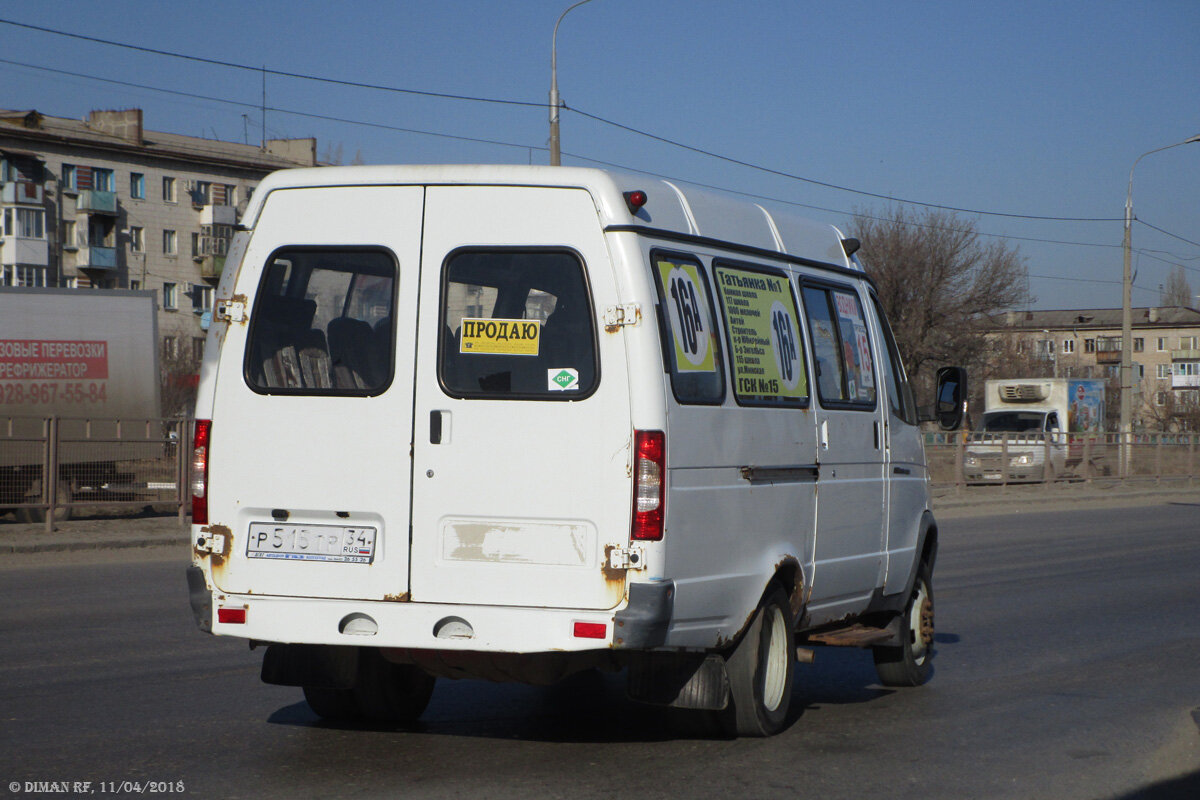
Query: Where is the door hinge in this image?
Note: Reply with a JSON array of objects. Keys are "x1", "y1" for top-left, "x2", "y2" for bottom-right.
[
  {"x1": 215, "y1": 297, "x2": 246, "y2": 323},
  {"x1": 194, "y1": 530, "x2": 228, "y2": 556},
  {"x1": 608, "y1": 546, "x2": 647, "y2": 571},
  {"x1": 603, "y1": 303, "x2": 641, "y2": 330}
]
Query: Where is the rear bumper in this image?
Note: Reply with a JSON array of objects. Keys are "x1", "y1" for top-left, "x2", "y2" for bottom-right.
[{"x1": 189, "y1": 568, "x2": 675, "y2": 653}]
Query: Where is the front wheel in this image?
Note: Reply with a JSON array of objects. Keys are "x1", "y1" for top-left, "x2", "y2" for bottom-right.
[
  {"x1": 724, "y1": 585, "x2": 795, "y2": 737},
  {"x1": 873, "y1": 564, "x2": 935, "y2": 687}
]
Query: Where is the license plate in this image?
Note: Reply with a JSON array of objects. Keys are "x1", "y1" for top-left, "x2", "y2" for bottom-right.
[{"x1": 246, "y1": 523, "x2": 377, "y2": 564}]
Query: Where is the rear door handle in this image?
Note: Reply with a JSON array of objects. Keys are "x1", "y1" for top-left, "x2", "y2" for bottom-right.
[{"x1": 430, "y1": 410, "x2": 450, "y2": 444}]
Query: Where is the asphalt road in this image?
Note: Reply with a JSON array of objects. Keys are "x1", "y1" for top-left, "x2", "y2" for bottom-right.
[{"x1": 1, "y1": 503, "x2": 1198, "y2": 800}]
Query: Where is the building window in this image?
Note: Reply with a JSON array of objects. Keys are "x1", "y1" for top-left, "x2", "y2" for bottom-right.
[
  {"x1": 1084, "y1": 338, "x2": 1096, "y2": 353},
  {"x1": 1062, "y1": 339, "x2": 1075, "y2": 354},
  {"x1": 192, "y1": 337, "x2": 206, "y2": 362},
  {"x1": 162, "y1": 176, "x2": 176, "y2": 203},
  {"x1": 1155, "y1": 391, "x2": 1167, "y2": 407},
  {"x1": 61, "y1": 164, "x2": 77, "y2": 191},
  {"x1": 191, "y1": 284, "x2": 213, "y2": 314},
  {"x1": 12, "y1": 207, "x2": 45, "y2": 238},
  {"x1": 162, "y1": 336, "x2": 178, "y2": 360},
  {"x1": 1158, "y1": 337, "x2": 1168, "y2": 352},
  {"x1": 162, "y1": 229, "x2": 177, "y2": 255},
  {"x1": 2, "y1": 266, "x2": 47, "y2": 287},
  {"x1": 192, "y1": 181, "x2": 211, "y2": 206},
  {"x1": 163, "y1": 282, "x2": 178, "y2": 310},
  {"x1": 130, "y1": 172, "x2": 145, "y2": 199},
  {"x1": 62, "y1": 219, "x2": 77, "y2": 249},
  {"x1": 129, "y1": 226, "x2": 144, "y2": 252},
  {"x1": 92, "y1": 168, "x2": 113, "y2": 192},
  {"x1": 130, "y1": 280, "x2": 141, "y2": 291},
  {"x1": 1181, "y1": 336, "x2": 1199, "y2": 351},
  {"x1": 1134, "y1": 338, "x2": 1144, "y2": 353},
  {"x1": 1157, "y1": 364, "x2": 1173, "y2": 379}
]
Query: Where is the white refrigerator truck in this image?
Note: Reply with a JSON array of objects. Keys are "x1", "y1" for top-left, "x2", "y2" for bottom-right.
[
  {"x1": 186, "y1": 165, "x2": 965, "y2": 737},
  {"x1": 965, "y1": 378, "x2": 1107, "y2": 482},
  {"x1": 0, "y1": 287, "x2": 161, "y2": 521}
]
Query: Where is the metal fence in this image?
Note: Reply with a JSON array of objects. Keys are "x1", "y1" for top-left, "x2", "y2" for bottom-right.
[
  {"x1": 926, "y1": 431, "x2": 1200, "y2": 490},
  {"x1": 0, "y1": 417, "x2": 191, "y2": 532}
]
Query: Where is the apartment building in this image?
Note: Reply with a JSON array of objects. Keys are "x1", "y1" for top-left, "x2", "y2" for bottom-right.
[
  {"x1": 0, "y1": 108, "x2": 317, "y2": 367},
  {"x1": 985, "y1": 306, "x2": 1200, "y2": 430}
]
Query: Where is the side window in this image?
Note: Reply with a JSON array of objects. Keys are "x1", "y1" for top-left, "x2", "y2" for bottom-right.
[
  {"x1": 801, "y1": 284, "x2": 876, "y2": 409},
  {"x1": 440, "y1": 250, "x2": 597, "y2": 399},
  {"x1": 245, "y1": 248, "x2": 396, "y2": 395},
  {"x1": 870, "y1": 294, "x2": 917, "y2": 426},
  {"x1": 712, "y1": 260, "x2": 807, "y2": 407},
  {"x1": 651, "y1": 250, "x2": 724, "y2": 404}
]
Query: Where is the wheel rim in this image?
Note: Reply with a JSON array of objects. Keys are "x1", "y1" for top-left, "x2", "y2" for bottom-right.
[
  {"x1": 909, "y1": 578, "x2": 933, "y2": 665},
  {"x1": 760, "y1": 605, "x2": 789, "y2": 712}
]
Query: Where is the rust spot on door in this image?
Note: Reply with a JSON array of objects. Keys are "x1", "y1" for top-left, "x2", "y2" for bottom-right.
[{"x1": 383, "y1": 592, "x2": 411, "y2": 602}]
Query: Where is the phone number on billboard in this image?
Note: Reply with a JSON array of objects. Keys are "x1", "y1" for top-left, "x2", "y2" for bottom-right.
[{"x1": 1, "y1": 381, "x2": 108, "y2": 404}]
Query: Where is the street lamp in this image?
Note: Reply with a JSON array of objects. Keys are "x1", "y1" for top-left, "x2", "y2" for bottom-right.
[
  {"x1": 1120, "y1": 134, "x2": 1200, "y2": 473},
  {"x1": 549, "y1": 0, "x2": 597, "y2": 166}
]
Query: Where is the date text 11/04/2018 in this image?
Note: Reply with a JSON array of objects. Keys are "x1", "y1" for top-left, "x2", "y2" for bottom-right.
[
  {"x1": 0, "y1": 381, "x2": 108, "y2": 405},
  {"x1": 12, "y1": 780, "x2": 186, "y2": 793}
]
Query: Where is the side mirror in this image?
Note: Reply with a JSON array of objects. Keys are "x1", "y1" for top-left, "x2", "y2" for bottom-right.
[{"x1": 931, "y1": 366, "x2": 968, "y2": 430}]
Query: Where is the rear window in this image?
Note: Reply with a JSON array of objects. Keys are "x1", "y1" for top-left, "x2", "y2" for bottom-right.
[
  {"x1": 440, "y1": 249, "x2": 597, "y2": 399},
  {"x1": 244, "y1": 248, "x2": 396, "y2": 395},
  {"x1": 651, "y1": 250, "x2": 725, "y2": 404}
]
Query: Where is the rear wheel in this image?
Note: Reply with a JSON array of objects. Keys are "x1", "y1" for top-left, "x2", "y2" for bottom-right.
[
  {"x1": 873, "y1": 563, "x2": 934, "y2": 687},
  {"x1": 724, "y1": 585, "x2": 795, "y2": 737},
  {"x1": 302, "y1": 686, "x2": 361, "y2": 721},
  {"x1": 353, "y1": 649, "x2": 436, "y2": 724}
]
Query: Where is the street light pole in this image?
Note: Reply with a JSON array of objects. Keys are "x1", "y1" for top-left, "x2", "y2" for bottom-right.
[
  {"x1": 1119, "y1": 134, "x2": 1200, "y2": 474},
  {"x1": 549, "y1": 0, "x2": 596, "y2": 166}
]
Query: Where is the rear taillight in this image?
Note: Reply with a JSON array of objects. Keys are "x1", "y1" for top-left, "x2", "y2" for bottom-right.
[
  {"x1": 192, "y1": 419, "x2": 211, "y2": 525},
  {"x1": 631, "y1": 430, "x2": 665, "y2": 541}
]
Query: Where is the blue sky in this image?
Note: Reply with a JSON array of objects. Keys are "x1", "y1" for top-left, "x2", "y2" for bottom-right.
[{"x1": 3, "y1": 1, "x2": 1198, "y2": 310}]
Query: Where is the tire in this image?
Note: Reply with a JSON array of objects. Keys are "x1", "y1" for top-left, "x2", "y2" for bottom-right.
[
  {"x1": 352, "y1": 649, "x2": 436, "y2": 724},
  {"x1": 873, "y1": 563, "x2": 935, "y2": 687},
  {"x1": 303, "y1": 685, "x2": 361, "y2": 721},
  {"x1": 724, "y1": 585, "x2": 795, "y2": 737}
]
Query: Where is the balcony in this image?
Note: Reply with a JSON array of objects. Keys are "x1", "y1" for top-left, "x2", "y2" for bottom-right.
[
  {"x1": 76, "y1": 190, "x2": 118, "y2": 215},
  {"x1": 0, "y1": 236, "x2": 49, "y2": 267},
  {"x1": 1173, "y1": 374, "x2": 1200, "y2": 390},
  {"x1": 77, "y1": 245, "x2": 118, "y2": 271},
  {"x1": 1, "y1": 181, "x2": 43, "y2": 205},
  {"x1": 1171, "y1": 348, "x2": 1200, "y2": 361},
  {"x1": 1094, "y1": 350, "x2": 1122, "y2": 364},
  {"x1": 198, "y1": 254, "x2": 225, "y2": 281},
  {"x1": 199, "y1": 204, "x2": 236, "y2": 226}
]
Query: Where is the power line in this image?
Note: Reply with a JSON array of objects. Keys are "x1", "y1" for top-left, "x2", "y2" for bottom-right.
[
  {"x1": 0, "y1": 17, "x2": 543, "y2": 109},
  {"x1": 4, "y1": 34, "x2": 1197, "y2": 271},
  {"x1": 3, "y1": 16, "x2": 1130, "y2": 225},
  {"x1": 1136, "y1": 218, "x2": 1200, "y2": 249},
  {"x1": 4, "y1": 53, "x2": 1168, "y2": 261},
  {"x1": 0, "y1": 57, "x2": 542, "y2": 155},
  {"x1": 565, "y1": 106, "x2": 1125, "y2": 223}
]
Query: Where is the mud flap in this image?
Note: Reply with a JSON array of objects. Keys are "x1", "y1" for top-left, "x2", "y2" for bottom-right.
[
  {"x1": 261, "y1": 644, "x2": 359, "y2": 690},
  {"x1": 626, "y1": 652, "x2": 730, "y2": 710}
]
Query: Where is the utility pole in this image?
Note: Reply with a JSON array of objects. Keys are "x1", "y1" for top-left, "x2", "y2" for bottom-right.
[
  {"x1": 549, "y1": 0, "x2": 596, "y2": 166},
  {"x1": 1120, "y1": 134, "x2": 1200, "y2": 474}
]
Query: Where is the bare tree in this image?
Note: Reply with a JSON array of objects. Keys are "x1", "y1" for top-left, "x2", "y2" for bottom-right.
[
  {"x1": 160, "y1": 345, "x2": 201, "y2": 418},
  {"x1": 1159, "y1": 265, "x2": 1194, "y2": 308},
  {"x1": 851, "y1": 206, "x2": 1031, "y2": 395}
]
